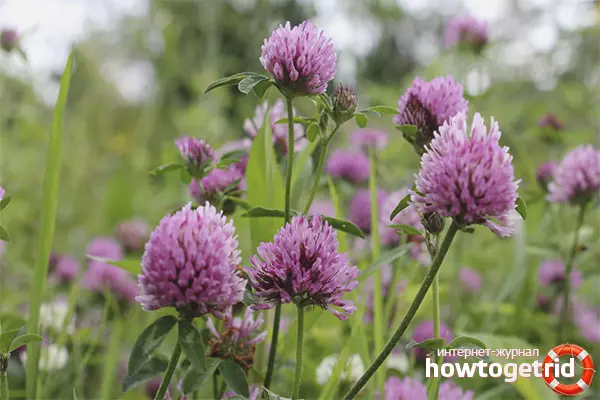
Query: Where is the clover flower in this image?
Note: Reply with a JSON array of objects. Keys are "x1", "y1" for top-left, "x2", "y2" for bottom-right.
[
  {"x1": 547, "y1": 145, "x2": 600, "y2": 205},
  {"x1": 443, "y1": 16, "x2": 488, "y2": 53},
  {"x1": 325, "y1": 150, "x2": 370, "y2": 184},
  {"x1": 538, "y1": 260, "x2": 582, "y2": 289},
  {"x1": 175, "y1": 136, "x2": 215, "y2": 168},
  {"x1": 349, "y1": 188, "x2": 386, "y2": 234}
]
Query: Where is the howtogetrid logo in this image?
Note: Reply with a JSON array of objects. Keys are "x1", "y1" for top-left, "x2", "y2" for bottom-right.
[{"x1": 542, "y1": 344, "x2": 595, "y2": 397}]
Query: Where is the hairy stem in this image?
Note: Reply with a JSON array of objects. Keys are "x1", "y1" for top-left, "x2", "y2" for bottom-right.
[
  {"x1": 558, "y1": 204, "x2": 587, "y2": 343},
  {"x1": 154, "y1": 341, "x2": 182, "y2": 400},
  {"x1": 291, "y1": 306, "x2": 305, "y2": 400},
  {"x1": 343, "y1": 221, "x2": 460, "y2": 400}
]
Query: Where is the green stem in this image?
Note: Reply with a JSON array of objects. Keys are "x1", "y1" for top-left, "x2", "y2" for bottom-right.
[
  {"x1": 368, "y1": 148, "x2": 384, "y2": 393},
  {"x1": 429, "y1": 274, "x2": 442, "y2": 399},
  {"x1": 558, "y1": 204, "x2": 587, "y2": 343},
  {"x1": 154, "y1": 341, "x2": 182, "y2": 400},
  {"x1": 213, "y1": 373, "x2": 218, "y2": 400},
  {"x1": 265, "y1": 96, "x2": 296, "y2": 389},
  {"x1": 1, "y1": 371, "x2": 8, "y2": 400},
  {"x1": 302, "y1": 126, "x2": 338, "y2": 215},
  {"x1": 343, "y1": 221, "x2": 460, "y2": 400},
  {"x1": 100, "y1": 316, "x2": 123, "y2": 400},
  {"x1": 291, "y1": 306, "x2": 305, "y2": 400}
]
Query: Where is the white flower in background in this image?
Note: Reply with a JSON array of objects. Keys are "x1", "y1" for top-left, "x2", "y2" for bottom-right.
[
  {"x1": 315, "y1": 354, "x2": 365, "y2": 386},
  {"x1": 38, "y1": 300, "x2": 75, "y2": 334},
  {"x1": 21, "y1": 344, "x2": 69, "y2": 371},
  {"x1": 387, "y1": 351, "x2": 409, "y2": 373}
]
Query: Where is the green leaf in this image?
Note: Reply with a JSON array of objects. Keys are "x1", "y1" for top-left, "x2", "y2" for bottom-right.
[
  {"x1": 0, "y1": 312, "x2": 26, "y2": 331},
  {"x1": 389, "y1": 194, "x2": 411, "y2": 221},
  {"x1": 405, "y1": 338, "x2": 446, "y2": 351},
  {"x1": 148, "y1": 162, "x2": 184, "y2": 177},
  {"x1": 238, "y1": 75, "x2": 269, "y2": 94},
  {"x1": 26, "y1": 50, "x2": 74, "y2": 399},
  {"x1": 263, "y1": 388, "x2": 293, "y2": 400},
  {"x1": 178, "y1": 320, "x2": 206, "y2": 372},
  {"x1": 363, "y1": 105, "x2": 397, "y2": 115},
  {"x1": 242, "y1": 207, "x2": 286, "y2": 219},
  {"x1": 447, "y1": 335, "x2": 487, "y2": 350},
  {"x1": 246, "y1": 103, "x2": 285, "y2": 248},
  {"x1": 306, "y1": 123, "x2": 320, "y2": 142},
  {"x1": 252, "y1": 79, "x2": 273, "y2": 99},
  {"x1": 0, "y1": 194, "x2": 11, "y2": 211},
  {"x1": 242, "y1": 289, "x2": 261, "y2": 306},
  {"x1": 395, "y1": 124, "x2": 419, "y2": 137},
  {"x1": 274, "y1": 117, "x2": 317, "y2": 126},
  {"x1": 128, "y1": 315, "x2": 177, "y2": 375},
  {"x1": 0, "y1": 226, "x2": 10, "y2": 242},
  {"x1": 86, "y1": 256, "x2": 141, "y2": 274},
  {"x1": 182, "y1": 358, "x2": 222, "y2": 394},
  {"x1": 0, "y1": 328, "x2": 23, "y2": 353},
  {"x1": 224, "y1": 196, "x2": 253, "y2": 210},
  {"x1": 320, "y1": 216, "x2": 365, "y2": 239},
  {"x1": 388, "y1": 224, "x2": 423, "y2": 237},
  {"x1": 219, "y1": 360, "x2": 249, "y2": 397},
  {"x1": 9, "y1": 333, "x2": 43, "y2": 353},
  {"x1": 180, "y1": 168, "x2": 192, "y2": 184},
  {"x1": 122, "y1": 357, "x2": 168, "y2": 392},
  {"x1": 359, "y1": 245, "x2": 410, "y2": 281},
  {"x1": 515, "y1": 197, "x2": 527, "y2": 220},
  {"x1": 355, "y1": 113, "x2": 367, "y2": 128},
  {"x1": 219, "y1": 150, "x2": 248, "y2": 164},
  {"x1": 205, "y1": 72, "x2": 262, "y2": 93}
]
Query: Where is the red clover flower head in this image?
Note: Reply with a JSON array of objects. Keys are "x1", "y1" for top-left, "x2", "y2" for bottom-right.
[
  {"x1": 188, "y1": 167, "x2": 245, "y2": 214},
  {"x1": 325, "y1": 150, "x2": 370, "y2": 184},
  {"x1": 412, "y1": 112, "x2": 520, "y2": 237},
  {"x1": 538, "y1": 260, "x2": 582, "y2": 289},
  {"x1": 349, "y1": 188, "x2": 387, "y2": 234},
  {"x1": 206, "y1": 308, "x2": 267, "y2": 372},
  {"x1": 116, "y1": 219, "x2": 149, "y2": 254},
  {"x1": 260, "y1": 20, "x2": 336, "y2": 96},
  {"x1": 247, "y1": 215, "x2": 360, "y2": 320},
  {"x1": 443, "y1": 16, "x2": 488, "y2": 53},
  {"x1": 536, "y1": 161, "x2": 557, "y2": 191},
  {"x1": 395, "y1": 76, "x2": 468, "y2": 155},
  {"x1": 384, "y1": 376, "x2": 426, "y2": 400},
  {"x1": 243, "y1": 99, "x2": 306, "y2": 156},
  {"x1": 332, "y1": 84, "x2": 358, "y2": 123},
  {"x1": 351, "y1": 129, "x2": 389, "y2": 152},
  {"x1": 547, "y1": 145, "x2": 600, "y2": 205},
  {"x1": 137, "y1": 203, "x2": 245, "y2": 319},
  {"x1": 459, "y1": 267, "x2": 482, "y2": 294},
  {"x1": 175, "y1": 136, "x2": 215, "y2": 169},
  {"x1": 0, "y1": 29, "x2": 19, "y2": 52}
]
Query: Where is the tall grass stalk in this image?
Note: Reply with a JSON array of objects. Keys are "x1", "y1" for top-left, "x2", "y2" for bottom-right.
[{"x1": 25, "y1": 51, "x2": 74, "y2": 400}]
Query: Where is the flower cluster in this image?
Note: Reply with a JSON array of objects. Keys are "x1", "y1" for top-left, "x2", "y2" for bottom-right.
[
  {"x1": 412, "y1": 112, "x2": 520, "y2": 237},
  {"x1": 547, "y1": 145, "x2": 600, "y2": 204},
  {"x1": 207, "y1": 308, "x2": 266, "y2": 372},
  {"x1": 395, "y1": 76, "x2": 468, "y2": 154},
  {"x1": 260, "y1": 20, "x2": 336, "y2": 95},
  {"x1": 247, "y1": 216, "x2": 360, "y2": 320},
  {"x1": 188, "y1": 167, "x2": 245, "y2": 212},
  {"x1": 244, "y1": 99, "x2": 306, "y2": 156},
  {"x1": 137, "y1": 203, "x2": 245, "y2": 319},
  {"x1": 443, "y1": 16, "x2": 488, "y2": 53},
  {"x1": 175, "y1": 136, "x2": 215, "y2": 168}
]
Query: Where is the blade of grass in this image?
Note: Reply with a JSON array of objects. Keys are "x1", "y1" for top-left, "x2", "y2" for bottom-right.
[
  {"x1": 25, "y1": 50, "x2": 74, "y2": 400},
  {"x1": 327, "y1": 177, "x2": 348, "y2": 254},
  {"x1": 100, "y1": 298, "x2": 123, "y2": 399}
]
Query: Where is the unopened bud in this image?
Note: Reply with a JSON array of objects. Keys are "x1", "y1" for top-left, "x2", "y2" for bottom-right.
[
  {"x1": 332, "y1": 84, "x2": 358, "y2": 124},
  {"x1": 536, "y1": 161, "x2": 556, "y2": 191},
  {"x1": 1, "y1": 29, "x2": 19, "y2": 52},
  {"x1": 422, "y1": 212, "x2": 445, "y2": 234}
]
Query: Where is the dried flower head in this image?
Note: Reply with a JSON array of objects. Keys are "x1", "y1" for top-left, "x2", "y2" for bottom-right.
[
  {"x1": 412, "y1": 112, "x2": 520, "y2": 237},
  {"x1": 175, "y1": 136, "x2": 215, "y2": 169},
  {"x1": 137, "y1": 203, "x2": 246, "y2": 319},
  {"x1": 260, "y1": 20, "x2": 336, "y2": 96},
  {"x1": 325, "y1": 150, "x2": 370, "y2": 184},
  {"x1": 332, "y1": 85, "x2": 358, "y2": 123},
  {"x1": 394, "y1": 76, "x2": 468, "y2": 155},
  {"x1": 547, "y1": 145, "x2": 600, "y2": 205},
  {"x1": 206, "y1": 308, "x2": 267, "y2": 372},
  {"x1": 247, "y1": 215, "x2": 360, "y2": 320},
  {"x1": 443, "y1": 16, "x2": 488, "y2": 53},
  {"x1": 244, "y1": 99, "x2": 306, "y2": 156}
]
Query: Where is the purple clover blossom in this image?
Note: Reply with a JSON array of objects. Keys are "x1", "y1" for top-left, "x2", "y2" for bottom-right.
[
  {"x1": 0, "y1": 29, "x2": 19, "y2": 52},
  {"x1": 384, "y1": 376, "x2": 427, "y2": 400},
  {"x1": 332, "y1": 84, "x2": 358, "y2": 123},
  {"x1": 247, "y1": 215, "x2": 360, "y2": 320},
  {"x1": 188, "y1": 167, "x2": 245, "y2": 206},
  {"x1": 223, "y1": 386, "x2": 262, "y2": 400},
  {"x1": 175, "y1": 136, "x2": 215, "y2": 168},
  {"x1": 53, "y1": 255, "x2": 80, "y2": 284},
  {"x1": 573, "y1": 300, "x2": 600, "y2": 342},
  {"x1": 412, "y1": 320, "x2": 454, "y2": 361},
  {"x1": 243, "y1": 99, "x2": 306, "y2": 156},
  {"x1": 86, "y1": 237, "x2": 123, "y2": 261},
  {"x1": 379, "y1": 189, "x2": 423, "y2": 247},
  {"x1": 439, "y1": 381, "x2": 474, "y2": 400},
  {"x1": 412, "y1": 112, "x2": 520, "y2": 238},
  {"x1": 309, "y1": 199, "x2": 335, "y2": 217},
  {"x1": 459, "y1": 267, "x2": 482, "y2": 294},
  {"x1": 547, "y1": 145, "x2": 600, "y2": 204},
  {"x1": 325, "y1": 149, "x2": 370, "y2": 184},
  {"x1": 116, "y1": 219, "x2": 149, "y2": 254},
  {"x1": 207, "y1": 308, "x2": 267, "y2": 372},
  {"x1": 137, "y1": 203, "x2": 246, "y2": 319},
  {"x1": 538, "y1": 260, "x2": 582, "y2": 289},
  {"x1": 394, "y1": 76, "x2": 468, "y2": 155},
  {"x1": 260, "y1": 20, "x2": 336, "y2": 95},
  {"x1": 351, "y1": 129, "x2": 389, "y2": 152},
  {"x1": 0, "y1": 186, "x2": 5, "y2": 201},
  {"x1": 443, "y1": 16, "x2": 488, "y2": 52},
  {"x1": 536, "y1": 161, "x2": 557, "y2": 190},
  {"x1": 349, "y1": 188, "x2": 387, "y2": 234}
]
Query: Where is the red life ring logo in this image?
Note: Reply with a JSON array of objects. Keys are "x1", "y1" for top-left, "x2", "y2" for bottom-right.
[{"x1": 542, "y1": 344, "x2": 595, "y2": 397}]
